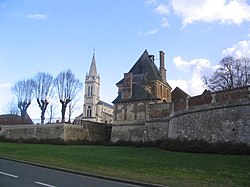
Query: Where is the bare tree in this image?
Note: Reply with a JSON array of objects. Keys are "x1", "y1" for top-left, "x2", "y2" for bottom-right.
[
  {"x1": 236, "y1": 57, "x2": 250, "y2": 87},
  {"x1": 204, "y1": 56, "x2": 250, "y2": 91},
  {"x1": 12, "y1": 79, "x2": 35, "y2": 120},
  {"x1": 54, "y1": 70, "x2": 82, "y2": 123},
  {"x1": 46, "y1": 100, "x2": 59, "y2": 123},
  {"x1": 2, "y1": 99, "x2": 19, "y2": 115},
  {"x1": 67, "y1": 96, "x2": 81, "y2": 123},
  {"x1": 33, "y1": 72, "x2": 54, "y2": 124}
]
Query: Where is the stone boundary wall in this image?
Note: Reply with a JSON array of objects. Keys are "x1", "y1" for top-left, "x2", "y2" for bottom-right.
[
  {"x1": 167, "y1": 102, "x2": 250, "y2": 145},
  {"x1": 111, "y1": 86, "x2": 250, "y2": 145},
  {"x1": 111, "y1": 124, "x2": 144, "y2": 143},
  {"x1": 0, "y1": 124, "x2": 64, "y2": 143},
  {"x1": 170, "y1": 86, "x2": 250, "y2": 113},
  {"x1": 0, "y1": 121, "x2": 109, "y2": 144}
]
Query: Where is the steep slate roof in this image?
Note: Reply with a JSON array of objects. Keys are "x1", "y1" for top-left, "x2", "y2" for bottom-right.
[
  {"x1": 116, "y1": 50, "x2": 162, "y2": 86},
  {"x1": 113, "y1": 83, "x2": 157, "y2": 103},
  {"x1": 128, "y1": 50, "x2": 162, "y2": 81},
  {"x1": 113, "y1": 50, "x2": 162, "y2": 103}
]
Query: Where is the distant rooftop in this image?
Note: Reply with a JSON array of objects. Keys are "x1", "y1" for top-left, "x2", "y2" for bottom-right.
[{"x1": 0, "y1": 114, "x2": 33, "y2": 125}]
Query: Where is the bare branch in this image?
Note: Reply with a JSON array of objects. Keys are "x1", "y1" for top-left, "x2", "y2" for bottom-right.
[
  {"x1": 12, "y1": 79, "x2": 35, "y2": 120},
  {"x1": 54, "y1": 69, "x2": 82, "y2": 122},
  {"x1": 204, "y1": 56, "x2": 250, "y2": 91},
  {"x1": 2, "y1": 99, "x2": 19, "y2": 115},
  {"x1": 33, "y1": 72, "x2": 54, "y2": 124}
]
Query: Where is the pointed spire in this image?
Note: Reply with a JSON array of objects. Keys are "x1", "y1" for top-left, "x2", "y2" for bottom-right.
[{"x1": 89, "y1": 50, "x2": 97, "y2": 76}]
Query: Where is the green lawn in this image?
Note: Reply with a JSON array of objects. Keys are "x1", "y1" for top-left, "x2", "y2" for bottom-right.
[{"x1": 0, "y1": 142, "x2": 249, "y2": 187}]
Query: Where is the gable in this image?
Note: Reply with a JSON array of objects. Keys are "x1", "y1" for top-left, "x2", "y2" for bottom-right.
[
  {"x1": 113, "y1": 50, "x2": 171, "y2": 104},
  {"x1": 172, "y1": 87, "x2": 190, "y2": 102},
  {"x1": 116, "y1": 50, "x2": 162, "y2": 86}
]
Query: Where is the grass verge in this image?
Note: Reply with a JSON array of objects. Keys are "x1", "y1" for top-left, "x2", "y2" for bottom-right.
[{"x1": 0, "y1": 142, "x2": 249, "y2": 187}]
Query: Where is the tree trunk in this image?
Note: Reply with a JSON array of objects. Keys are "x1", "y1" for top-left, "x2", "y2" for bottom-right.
[
  {"x1": 18, "y1": 101, "x2": 31, "y2": 121},
  {"x1": 60, "y1": 99, "x2": 71, "y2": 123},
  {"x1": 37, "y1": 99, "x2": 49, "y2": 124},
  {"x1": 60, "y1": 101, "x2": 67, "y2": 123},
  {"x1": 61, "y1": 105, "x2": 66, "y2": 123},
  {"x1": 20, "y1": 108, "x2": 26, "y2": 120},
  {"x1": 41, "y1": 108, "x2": 46, "y2": 124}
]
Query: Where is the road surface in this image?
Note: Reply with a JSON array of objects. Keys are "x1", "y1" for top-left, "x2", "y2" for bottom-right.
[{"x1": 0, "y1": 158, "x2": 142, "y2": 187}]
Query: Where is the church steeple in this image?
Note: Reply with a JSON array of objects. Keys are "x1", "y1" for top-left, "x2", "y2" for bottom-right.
[
  {"x1": 81, "y1": 50, "x2": 113, "y2": 124},
  {"x1": 89, "y1": 52, "x2": 97, "y2": 76},
  {"x1": 83, "y1": 51, "x2": 100, "y2": 121}
]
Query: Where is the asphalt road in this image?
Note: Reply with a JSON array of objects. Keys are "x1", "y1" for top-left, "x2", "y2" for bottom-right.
[{"x1": 0, "y1": 158, "x2": 143, "y2": 187}]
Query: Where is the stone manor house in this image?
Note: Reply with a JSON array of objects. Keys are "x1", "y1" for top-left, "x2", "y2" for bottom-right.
[{"x1": 112, "y1": 50, "x2": 172, "y2": 125}]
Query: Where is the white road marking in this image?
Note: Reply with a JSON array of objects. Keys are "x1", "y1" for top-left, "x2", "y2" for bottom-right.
[
  {"x1": 0, "y1": 171, "x2": 18, "y2": 178},
  {"x1": 35, "y1": 181, "x2": 56, "y2": 187}
]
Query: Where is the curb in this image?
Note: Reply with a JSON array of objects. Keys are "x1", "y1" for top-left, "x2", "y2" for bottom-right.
[{"x1": 0, "y1": 156, "x2": 166, "y2": 187}]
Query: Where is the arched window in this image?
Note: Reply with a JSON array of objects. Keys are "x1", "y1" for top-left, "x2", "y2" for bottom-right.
[{"x1": 87, "y1": 106, "x2": 92, "y2": 117}]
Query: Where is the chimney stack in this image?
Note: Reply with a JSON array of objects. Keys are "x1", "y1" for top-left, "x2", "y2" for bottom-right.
[
  {"x1": 122, "y1": 73, "x2": 133, "y2": 99},
  {"x1": 159, "y1": 51, "x2": 166, "y2": 83}
]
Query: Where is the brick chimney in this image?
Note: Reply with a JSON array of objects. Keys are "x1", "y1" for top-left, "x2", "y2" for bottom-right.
[
  {"x1": 122, "y1": 73, "x2": 133, "y2": 99},
  {"x1": 159, "y1": 51, "x2": 166, "y2": 83}
]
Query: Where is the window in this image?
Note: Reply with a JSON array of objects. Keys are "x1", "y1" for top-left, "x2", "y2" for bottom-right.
[
  {"x1": 87, "y1": 86, "x2": 90, "y2": 97},
  {"x1": 87, "y1": 106, "x2": 92, "y2": 117}
]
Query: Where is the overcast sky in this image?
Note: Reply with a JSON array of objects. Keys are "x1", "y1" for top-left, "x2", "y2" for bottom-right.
[{"x1": 0, "y1": 0, "x2": 250, "y2": 120}]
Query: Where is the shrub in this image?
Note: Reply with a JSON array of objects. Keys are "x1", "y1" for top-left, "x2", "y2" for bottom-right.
[
  {"x1": 108, "y1": 138, "x2": 250, "y2": 154},
  {"x1": 158, "y1": 138, "x2": 250, "y2": 155}
]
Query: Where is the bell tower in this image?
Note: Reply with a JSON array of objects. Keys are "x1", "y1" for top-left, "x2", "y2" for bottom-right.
[{"x1": 83, "y1": 52, "x2": 100, "y2": 121}]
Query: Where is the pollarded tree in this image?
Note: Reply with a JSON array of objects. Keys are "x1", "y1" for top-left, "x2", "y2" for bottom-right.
[
  {"x1": 54, "y1": 70, "x2": 82, "y2": 123},
  {"x1": 204, "y1": 56, "x2": 250, "y2": 91},
  {"x1": 12, "y1": 79, "x2": 35, "y2": 120},
  {"x1": 33, "y1": 72, "x2": 54, "y2": 124}
]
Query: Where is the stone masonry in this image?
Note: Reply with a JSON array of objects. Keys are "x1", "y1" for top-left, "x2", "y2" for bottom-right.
[
  {"x1": 111, "y1": 86, "x2": 250, "y2": 145},
  {"x1": 0, "y1": 121, "x2": 109, "y2": 144}
]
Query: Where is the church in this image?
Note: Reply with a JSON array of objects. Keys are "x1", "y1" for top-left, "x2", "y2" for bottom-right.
[{"x1": 79, "y1": 52, "x2": 113, "y2": 124}]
